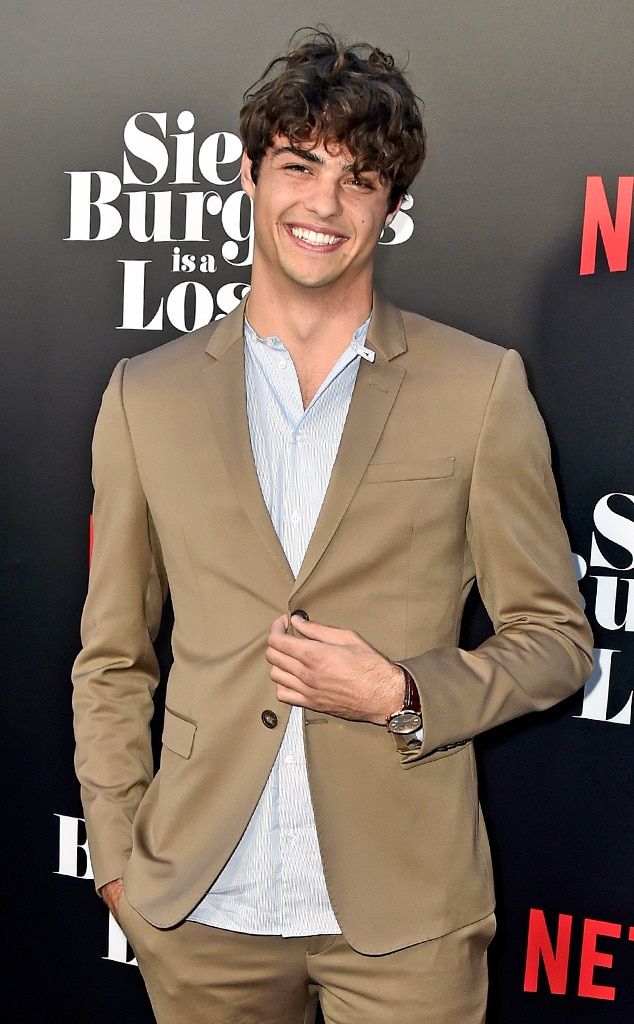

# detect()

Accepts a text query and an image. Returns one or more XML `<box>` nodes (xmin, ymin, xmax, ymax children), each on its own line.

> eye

<box><xmin>284</xmin><ymin>163</ymin><xmax>312</xmax><ymax>174</ymax></box>
<box><xmin>348</xmin><ymin>177</ymin><xmax>374</xmax><ymax>191</ymax></box>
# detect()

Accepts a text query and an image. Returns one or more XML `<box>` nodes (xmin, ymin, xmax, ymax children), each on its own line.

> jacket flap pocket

<box><xmin>399</xmin><ymin>738</ymin><xmax>472</xmax><ymax>768</ymax></box>
<box><xmin>365</xmin><ymin>457</ymin><xmax>455</xmax><ymax>482</ymax></box>
<box><xmin>162</xmin><ymin>706</ymin><xmax>197</xmax><ymax>758</ymax></box>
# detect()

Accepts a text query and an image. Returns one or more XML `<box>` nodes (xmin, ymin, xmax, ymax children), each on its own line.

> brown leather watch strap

<box><xmin>390</xmin><ymin>667</ymin><xmax>423</xmax><ymax>752</ymax></box>
<box><xmin>403</xmin><ymin>667</ymin><xmax>421</xmax><ymax>714</ymax></box>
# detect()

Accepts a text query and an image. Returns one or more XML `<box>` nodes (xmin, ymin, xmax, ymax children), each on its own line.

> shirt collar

<box><xmin>244</xmin><ymin>313</ymin><xmax>375</xmax><ymax>362</ymax></box>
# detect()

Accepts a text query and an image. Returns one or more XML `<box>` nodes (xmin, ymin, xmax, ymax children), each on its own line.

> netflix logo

<box><xmin>579</xmin><ymin>176</ymin><xmax>633</xmax><ymax>275</ymax></box>
<box><xmin>524</xmin><ymin>908</ymin><xmax>634</xmax><ymax>1002</ymax></box>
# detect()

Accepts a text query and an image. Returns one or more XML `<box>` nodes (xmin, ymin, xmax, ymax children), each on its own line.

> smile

<box><xmin>285</xmin><ymin>224</ymin><xmax>347</xmax><ymax>249</ymax></box>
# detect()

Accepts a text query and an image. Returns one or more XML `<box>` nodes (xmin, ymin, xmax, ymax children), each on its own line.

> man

<box><xmin>72</xmin><ymin>28</ymin><xmax>593</xmax><ymax>1024</ymax></box>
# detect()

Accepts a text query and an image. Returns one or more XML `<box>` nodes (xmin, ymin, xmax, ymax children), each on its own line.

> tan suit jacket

<box><xmin>72</xmin><ymin>293</ymin><xmax>593</xmax><ymax>954</ymax></box>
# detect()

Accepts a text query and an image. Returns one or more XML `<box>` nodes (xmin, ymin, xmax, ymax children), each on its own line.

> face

<box><xmin>241</xmin><ymin>134</ymin><xmax>402</xmax><ymax>292</ymax></box>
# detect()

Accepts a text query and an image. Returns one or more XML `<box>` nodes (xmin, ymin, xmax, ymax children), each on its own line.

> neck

<box><xmin>245</xmin><ymin>263</ymin><xmax>373</xmax><ymax>355</ymax></box>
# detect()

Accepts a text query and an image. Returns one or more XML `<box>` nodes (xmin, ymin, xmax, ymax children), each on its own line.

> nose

<box><xmin>303</xmin><ymin>176</ymin><xmax>342</xmax><ymax>221</ymax></box>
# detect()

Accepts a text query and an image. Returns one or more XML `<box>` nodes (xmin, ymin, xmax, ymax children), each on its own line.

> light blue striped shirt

<box><xmin>187</xmin><ymin>314</ymin><xmax>373</xmax><ymax>935</ymax></box>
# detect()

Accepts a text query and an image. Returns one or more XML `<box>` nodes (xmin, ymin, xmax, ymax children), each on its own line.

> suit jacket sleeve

<box><xmin>395</xmin><ymin>347</ymin><xmax>594</xmax><ymax>761</ymax></box>
<box><xmin>71</xmin><ymin>358</ymin><xmax>168</xmax><ymax>892</ymax></box>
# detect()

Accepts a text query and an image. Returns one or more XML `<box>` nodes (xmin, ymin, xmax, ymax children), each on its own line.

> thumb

<box><xmin>270</xmin><ymin>612</ymin><xmax>289</xmax><ymax>634</ymax></box>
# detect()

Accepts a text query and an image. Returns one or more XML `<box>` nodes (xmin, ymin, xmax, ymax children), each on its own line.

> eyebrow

<box><xmin>271</xmin><ymin>144</ymin><xmax>356</xmax><ymax>173</ymax></box>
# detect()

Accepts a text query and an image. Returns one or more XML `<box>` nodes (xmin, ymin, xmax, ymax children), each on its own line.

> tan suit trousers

<box><xmin>118</xmin><ymin>888</ymin><xmax>495</xmax><ymax>1024</ymax></box>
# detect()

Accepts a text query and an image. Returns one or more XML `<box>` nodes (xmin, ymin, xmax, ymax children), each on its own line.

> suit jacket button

<box><xmin>291</xmin><ymin>609</ymin><xmax>309</xmax><ymax>621</ymax></box>
<box><xmin>261</xmin><ymin>710</ymin><xmax>278</xmax><ymax>729</ymax></box>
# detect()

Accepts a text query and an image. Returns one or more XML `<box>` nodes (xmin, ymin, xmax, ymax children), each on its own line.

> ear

<box><xmin>384</xmin><ymin>193</ymin><xmax>404</xmax><ymax>228</ymax></box>
<box><xmin>241</xmin><ymin>150</ymin><xmax>256</xmax><ymax>199</ymax></box>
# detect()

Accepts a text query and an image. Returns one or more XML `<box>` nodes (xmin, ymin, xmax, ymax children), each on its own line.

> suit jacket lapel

<box><xmin>201</xmin><ymin>293</ymin><xmax>408</xmax><ymax>598</ymax></box>
<box><xmin>289</xmin><ymin>295</ymin><xmax>407</xmax><ymax>598</ymax></box>
<box><xmin>201</xmin><ymin>303</ymin><xmax>296</xmax><ymax>587</ymax></box>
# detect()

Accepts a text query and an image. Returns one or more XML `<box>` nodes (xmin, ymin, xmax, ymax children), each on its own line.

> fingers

<box><xmin>266</xmin><ymin>617</ymin><xmax>361</xmax><ymax>691</ymax></box>
<box><xmin>99</xmin><ymin>877</ymin><xmax>124</xmax><ymax>920</ymax></box>
<box><xmin>290</xmin><ymin>615</ymin><xmax>356</xmax><ymax>645</ymax></box>
<box><xmin>106</xmin><ymin>892</ymin><xmax>121</xmax><ymax>919</ymax></box>
<box><xmin>269</xmin><ymin>612</ymin><xmax>356</xmax><ymax>646</ymax></box>
<box><xmin>265</xmin><ymin>645</ymin><xmax>307</xmax><ymax>681</ymax></box>
<box><xmin>276</xmin><ymin>686</ymin><xmax>308</xmax><ymax>707</ymax></box>
<box><xmin>269</xmin><ymin>612</ymin><xmax>289</xmax><ymax>634</ymax></box>
<box><xmin>267</xmin><ymin>620</ymin><xmax>355</xmax><ymax>663</ymax></box>
<box><xmin>265</xmin><ymin>614</ymin><xmax>363</xmax><ymax>717</ymax></box>
<box><xmin>266</xmin><ymin>621</ymin><xmax>312</xmax><ymax>703</ymax></box>
<box><xmin>269</xmin><ymin>664</ymin><xmax>309</xmax><ymax>707</ymax></box>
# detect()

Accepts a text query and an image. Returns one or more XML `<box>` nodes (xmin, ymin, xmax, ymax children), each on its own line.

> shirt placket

<box><xmin>273</xmin><ymin>341</ymin><xmax>367</xmax><ymax>932</ymax></box>
<box><xmin>278</xmin><ymin>380</ymin><xmax>317</xmax><ymax>931</ymax></box>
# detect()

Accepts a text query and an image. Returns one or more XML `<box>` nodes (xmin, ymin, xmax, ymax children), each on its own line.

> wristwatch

<box><xmin>386</xmin><ymin>667</ymin><xmax>422</xmax><ymax>735</ymax></box>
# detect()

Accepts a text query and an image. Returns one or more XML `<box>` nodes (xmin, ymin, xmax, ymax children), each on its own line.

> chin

<box><xmin>290</xmin><ymin>272</ymin><xmax>335</xmax><ymax>287</ymax></box>
<box><xmin>282</xmin><ymin>262</ymin><xmax>350</xmax><ymax>290</ymax></box>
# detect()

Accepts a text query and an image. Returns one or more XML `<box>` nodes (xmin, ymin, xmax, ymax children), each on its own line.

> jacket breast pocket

<box><xmin>162</xmin><ymin>706</ymin><xmax>197</xmax><ymax>758</ymax></box>
<box><xmin>365</xmin><ymin>457</ymin><xmax>455</xmax><ymax>483</ymax></box>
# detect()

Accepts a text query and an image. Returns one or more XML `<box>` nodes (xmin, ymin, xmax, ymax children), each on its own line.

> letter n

<box><xmin>579</xmin><ymin>176</ymin><xmax>633</xmax><ymax>275</ymax></box>
<box><xmin>523</xmin><ymin>908</ymin><xmax>572</xmax><ymax>994</ymax></box>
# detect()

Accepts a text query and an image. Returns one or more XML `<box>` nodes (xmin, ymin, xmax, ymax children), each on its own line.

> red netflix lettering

<box><xmin>524</xmin><ymin>908</ymin><xmax>633</xmax><ymax>1002</ymax></box>
<box><xmin>524</xmin><ymin>908</ymin><xmax>572</xmax><ymax>995</ymax></box>
<box><xmin>578</xmin><ymin>918</ymin><xmax>621</xmax><ymax>1001</ymax></box>
<box><xmin>579</xmin><ymin>175</ymin><xmax>633</xmax><ymax>275</ymax></box>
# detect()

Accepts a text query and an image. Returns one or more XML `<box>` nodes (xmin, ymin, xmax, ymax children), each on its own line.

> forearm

<box><xmin>396</xmin><ymin>619</ymin><xmax>592</xmax><ymax>760</ymax></box>
<box><xmin>72</xmin><ymin>646</ymin><xmax>160</xmax><ymax>890</ymax></box>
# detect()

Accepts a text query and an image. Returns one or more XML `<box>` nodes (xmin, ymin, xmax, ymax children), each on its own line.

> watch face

<box><xmin>388</xmin><ymin>710</ymin><xmax>423</xmax><ymax>735</ymax></box>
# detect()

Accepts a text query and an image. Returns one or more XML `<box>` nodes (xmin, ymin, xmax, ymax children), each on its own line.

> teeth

<box><xmin>290</xmin><ymin>226</ymin><xmax>343</xmax><ymax>246</ymax></box>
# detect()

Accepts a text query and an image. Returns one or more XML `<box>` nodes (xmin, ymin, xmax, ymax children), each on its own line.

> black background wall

<box><xmin>2</xmin><ymin>1</ymin><xmax>633</xmax><ymax>1020</ymax></box>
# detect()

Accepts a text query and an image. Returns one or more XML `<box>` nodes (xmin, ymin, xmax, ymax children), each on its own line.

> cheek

<box><xmin>359</xmin><ymin>214</ymin><xmax>384</xmax><ymax>243</ymax></box>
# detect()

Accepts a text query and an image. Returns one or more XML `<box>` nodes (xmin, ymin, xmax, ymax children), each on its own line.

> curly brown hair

<box><xmin>239</xmin><ymin>27</ymin><xmax>426</xmax><ymax>212</ymax></box>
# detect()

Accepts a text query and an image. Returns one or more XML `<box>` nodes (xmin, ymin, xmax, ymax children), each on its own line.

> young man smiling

<box><xmin>72</xmin><ymin>28</ymin><xmax>593</xmax><ymax>1024</ymax></box>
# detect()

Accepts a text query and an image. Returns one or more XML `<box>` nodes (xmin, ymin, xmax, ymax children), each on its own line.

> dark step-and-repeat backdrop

<box><xmin>3</xmin><ymin>1</ymin><xmax>632</xmax><ymax>1020</ymax></box>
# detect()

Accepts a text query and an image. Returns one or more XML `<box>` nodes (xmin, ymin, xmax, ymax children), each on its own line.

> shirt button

<box><xmin>266</xmin><ymin>339</ymin><xmax>274</xmax><ymax>348</ymax></box>
<box><xmin>290</xmin><ymin>512</ymin><xmax>300</xmax><ymax>524</ymax></box>
<box><xmin>261</xmin><ymin>709</ymin><xmax>278</xmax><ymax>729</ymax></box>
<box><xmin>286</xmin><ymin>830</ymin><xmax>297</xmax><ymax>842</ymax></box>
<box><xmin>285</xmin><ymin>753</ymin><xmax>296</xmax><ymax>765</ymax></box>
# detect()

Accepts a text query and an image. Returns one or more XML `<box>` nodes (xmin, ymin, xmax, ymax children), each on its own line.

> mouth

<box><xmin>284</xmin><ymin>223</ymin><xmax>348</xmax><ymax>252</ymax></box>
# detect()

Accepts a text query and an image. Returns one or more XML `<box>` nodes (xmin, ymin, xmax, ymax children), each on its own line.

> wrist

<box><xmin>367</xmin><ymin>664</ymin><xmax>404</xmax><ymax>725</ymax></box>
<box><xmin>385</xmin><ymin>665</ymin><xmax>422</xmax><ymax>735</ymax></box>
